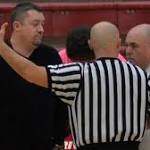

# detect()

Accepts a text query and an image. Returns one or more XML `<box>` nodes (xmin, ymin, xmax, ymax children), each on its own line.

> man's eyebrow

<box><xmin>128</xmin><ymin>42</ymin><xmax>139</xmax><ymax>48</ymax></box>
<box><xmin>33</xmin><ymin>19</ymin><xmax>45</xmax><ymax>21</ymax></box>
<box><xmin>31</xmin><ymin>19</ymin><xmax>45</xmax><ymax>23</ymax></box>
<box><xmin>126</xmin><ymin>41</ymin><xmax>135</xmax><ymax>45</ymax></box>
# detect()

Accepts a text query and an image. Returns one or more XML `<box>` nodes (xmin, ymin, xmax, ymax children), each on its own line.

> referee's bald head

<box><xmin>89</xmin><ymin>21</ymin><xmax>121</xmax><ymax>58</ymax></box>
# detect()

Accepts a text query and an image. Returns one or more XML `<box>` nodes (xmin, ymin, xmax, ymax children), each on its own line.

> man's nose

<box><xmin>38</xmin><ymin>24</ymin><xmax>44</xmax><ymax>33</ymax></box>
<box><xmin>126</xmin><ymin>46</ymin><xmax>133</xmax><ymax>55</ymax></box>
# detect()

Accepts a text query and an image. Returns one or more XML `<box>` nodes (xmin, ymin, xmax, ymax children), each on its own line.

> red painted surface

<box><xmin>117</xmin><ymin>2</ymin><xmax>150</xmax><ymax>35</ymax></box>
<box><xmin>0</xmin><ymin>2</ymin><xmax>150</xmax><ymax>39</ymax></box>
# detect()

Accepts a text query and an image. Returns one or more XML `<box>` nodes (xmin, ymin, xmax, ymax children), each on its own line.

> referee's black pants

<box><xmin>78</xmin><ymin>141</ymin><xmax>140</xmax><ymax>150</ymax></box>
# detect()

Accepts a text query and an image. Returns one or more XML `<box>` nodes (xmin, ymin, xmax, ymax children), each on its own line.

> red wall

<box><xmin>0</xmin><ymin>2</ymin><xmax>150</xmax><ymax>39</ymax></box>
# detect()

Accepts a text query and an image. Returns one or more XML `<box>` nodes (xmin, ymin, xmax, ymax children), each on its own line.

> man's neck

<box><xmin>10</xmin><ymin>34</ymin><xmax>35</xmax><ymax>57</ymax></box>
<box><xmin>95</xmin><ymin>49</ymin><xmax>118</xmax><ymax>59</ymax></box>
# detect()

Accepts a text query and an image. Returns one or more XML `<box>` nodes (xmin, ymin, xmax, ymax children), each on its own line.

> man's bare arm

<box><xmin>0</xmin><ymin>23</ymin><xmax>48</xmax><ymax>88</ymax></box>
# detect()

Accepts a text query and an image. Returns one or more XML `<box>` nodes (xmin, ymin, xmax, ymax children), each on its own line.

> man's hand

<box><xmin>0</xmin><ymin>22</ymin><xmax>8</xmax><ymax>42</ymax></box>
<box><xmin>52</xmin><ymin>144</ymin><xmax>64</xmax><ymax>150</ymax></box>
<box><xmin>0</xmin><ymin>22</ymin><xmax>48</xmax><ymax>88</ymax></box>
<box><xmin>0</xmin><ymin>23</ymin><xmax>9</xmax><ymax>55</ymax></box>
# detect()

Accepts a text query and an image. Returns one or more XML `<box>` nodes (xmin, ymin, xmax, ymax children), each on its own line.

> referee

<box><xmin>0</xmin><ymin>21</ymin><xmax>149</xmax><ymax>150</ymax></box>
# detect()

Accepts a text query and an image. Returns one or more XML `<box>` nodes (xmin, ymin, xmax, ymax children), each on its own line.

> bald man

<box><xmin>0</xmin><ymin>21</ymin><xmax>150</xmax><ymax>150</ymax></box>
<box><xmin>126</xmin><ymin>24</ymin><xmax>150</xmax><ymax>150</ymax></box>
<box><xmin>88</xmin><ymin>21</ymin><xmax>121</xmax><ymax>58</ymax></box>
<box><xmin>126</xmin><ymin>24</ymin><xmax>150</xmax><ymax>70</ymax></box>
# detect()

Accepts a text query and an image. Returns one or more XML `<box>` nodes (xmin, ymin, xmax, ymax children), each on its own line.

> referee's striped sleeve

<box><xmin>46</xmin><ymin>63</ymin><xmax>82</xmax><ymax>105</ymax></box>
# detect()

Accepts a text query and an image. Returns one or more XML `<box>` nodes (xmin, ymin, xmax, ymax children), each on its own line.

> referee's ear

<box><xmin>117</xmin><ymin>38</ymin><xmax>121</xmax><ymax>51</ymax></box>
<box><xmin>88</xmin><ymin>39</ymin><xmax>93</xmax><ymax>51</ymax></box>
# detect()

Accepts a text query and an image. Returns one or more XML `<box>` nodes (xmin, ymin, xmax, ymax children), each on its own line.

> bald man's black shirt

<box><xmin>0</xmin><ymin>43</ymin><xmax>67</xmax><ymax>150</ymax></box>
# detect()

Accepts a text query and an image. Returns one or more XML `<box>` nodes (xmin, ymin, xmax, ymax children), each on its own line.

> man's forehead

<box><xmin>126</xmin><ymin>32</ymin><xmax>145</xmax><ymax>44</ymax></box>
<box><xmin>26</xmin><ymin>10</ymin><xmax>45</xmax><ymax>19</ymax></box>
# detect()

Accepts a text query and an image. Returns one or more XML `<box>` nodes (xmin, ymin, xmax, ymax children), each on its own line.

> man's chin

<box><xmin>128</xmin><ymin>59</ymin><xmax>135</xmax><ymax>64</ymax></box>
<box><xmin>33</xmin><ymin>40</ymin><xmax>42</xmax><ymax>46</ymax></box>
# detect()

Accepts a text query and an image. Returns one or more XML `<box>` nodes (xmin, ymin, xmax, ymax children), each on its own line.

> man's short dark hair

<box><xmin>66</xmin><ymin>26</ymin><xmax>95</xmax><ymax>61</ymax></box>
<box><xmin>10</xmin><ymin>2</ymin><xmax>42</xmax><ymax>23</ymax></box>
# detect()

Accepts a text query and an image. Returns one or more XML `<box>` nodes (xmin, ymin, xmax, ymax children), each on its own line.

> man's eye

<box><xmin>128</xmin><ymin>43</ymin><xmax>139</xmax><ymax>49</ymax></box>
<box><xmin>132</xmin><ymin>45</ymin><xmax>138</xmax><ymax>48</ymax></box>
<box><xmin>32</xmin><ymin>23</ymin><xmax>38</xmax><ymax>26</ymax></box>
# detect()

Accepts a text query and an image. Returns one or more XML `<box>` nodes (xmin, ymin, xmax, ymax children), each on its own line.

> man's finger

<box><xmin>0</xmin><ymin>22</ymin><xmax>8</xmax><ymax>39</ymax></box>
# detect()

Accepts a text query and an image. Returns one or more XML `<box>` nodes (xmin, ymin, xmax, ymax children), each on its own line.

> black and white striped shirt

<box><xmin>47</xmin><ymin>58</ymin><xmax>150</xmax><ymax>148</ymax></box>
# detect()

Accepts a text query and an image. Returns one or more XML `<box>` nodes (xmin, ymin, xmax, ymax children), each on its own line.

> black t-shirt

<box><xmin>0</xmin><ymin>43</ymin><xmax>68</xmax><ymax>150</ymax></box>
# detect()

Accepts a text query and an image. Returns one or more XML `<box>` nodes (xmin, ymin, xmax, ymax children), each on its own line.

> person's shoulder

<box><xmin>38</xmin><ymin>43</ymin><xmax>58</xmax><ymax>52</ymax></box>
<box><xmin>59</xmin><ymin>48</ymin><xmax>66</xmax><ymax>55</ymax></box>
<box><xmin>36</xmin><ymin>43</ymin><xmax>62</xmax><ymax>64</ymax></box>
<box><xmin>37</xmin><ymin>43</ymin><xmax>60</xmax><ymax>57</ymax></box>
<box><xmin>126</xmin><ymin>61</ymin><xmax>147</xmax><ymax>75</ymax></box>
<box><xmin>59</xmin><ymin>48</ymin><xmax>72</xmax><ymax>64</ymax></box>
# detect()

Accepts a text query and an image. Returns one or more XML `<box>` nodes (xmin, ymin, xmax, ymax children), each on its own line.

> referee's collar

<box><xmin>96</xmin><ymin>57</ymin><xmax>119</xmax><ymax>61</ymax></box>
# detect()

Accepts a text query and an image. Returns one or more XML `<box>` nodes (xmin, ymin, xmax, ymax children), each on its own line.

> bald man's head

<box><xmin>126</xmin><ymin>24</ymin><xmax>150</xmax><ymax>69</ymax></box>
<box><xmin>126</xmin><ymin>24</ymin><xmax>150</xmax><ymax>45</ymax></box>
<box><xmin>89</xmin><ymin>21</ymin><xmax>120</xmax><ymax>58</ymax></box>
